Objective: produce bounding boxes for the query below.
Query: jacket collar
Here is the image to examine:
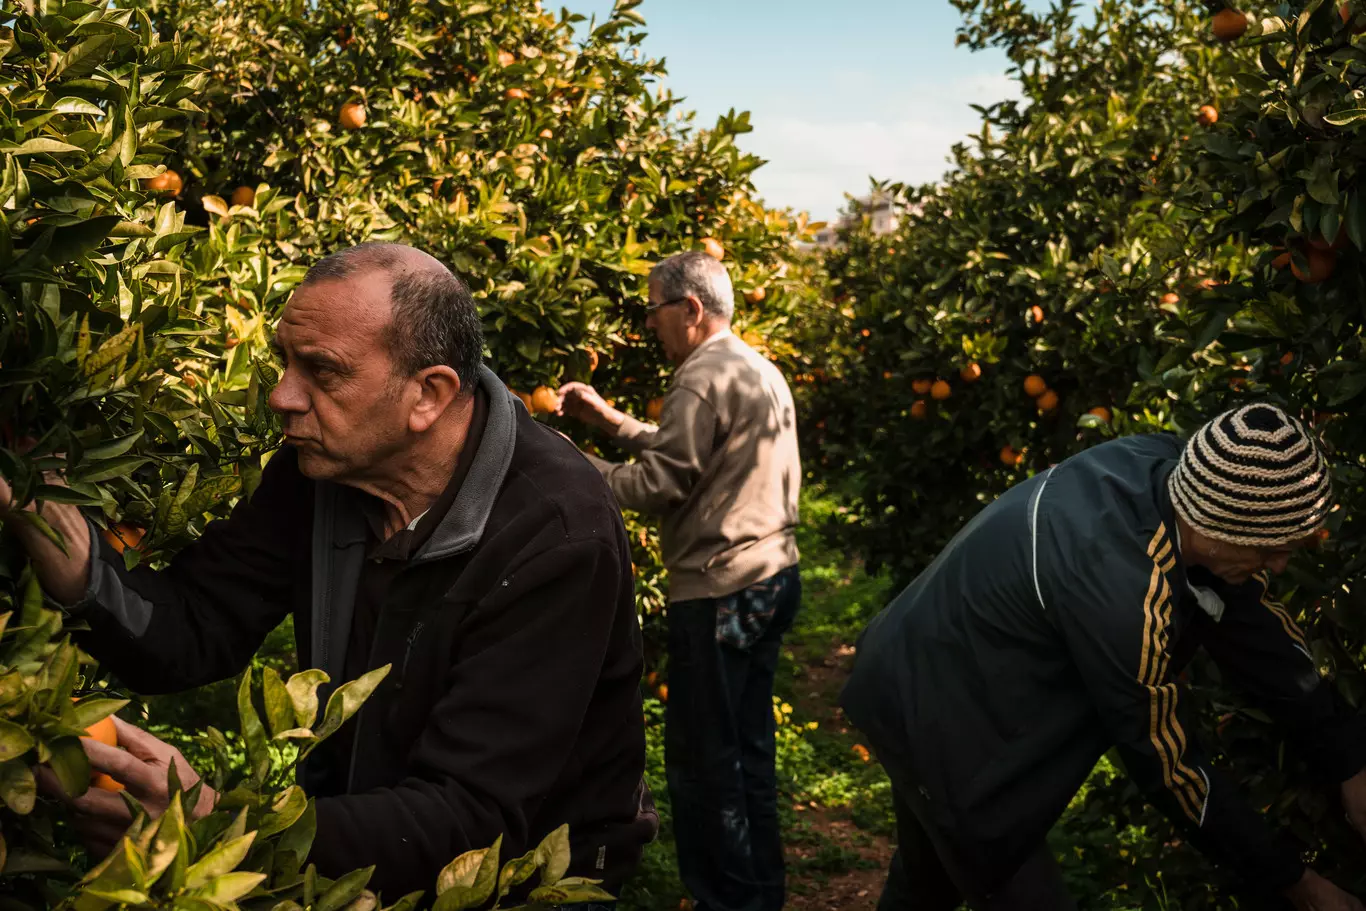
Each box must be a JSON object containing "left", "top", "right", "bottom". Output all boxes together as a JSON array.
[{"left": 414, "top": 364, "right": 516, "bottom": 562}]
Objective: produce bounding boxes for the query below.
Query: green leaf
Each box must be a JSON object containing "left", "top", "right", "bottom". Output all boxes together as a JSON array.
[
  {"left": 1306, "top": 154, "right": 1340, "bottom": 205},
  {"left": 52, "top": 96, "right": 105, "bottom": 116},
  {"left": 1324, "top": 108, "right": 1366, "bottom": 126},
  {"left": 11, "top": 138, "right": 84, "bottom": 156},
  {"left": 70, "top": 697, "right": 129, "bottom": 731},
  {"left": 527, "top": 878, "right": 615, "bottom": 904},
  {"left": 185, "top": 832, "right": 256, "bottom": 888},
  {"left": 314, "top": 665, "right": 390, "bottom": 740},
  {"left": 45, "top": 215, "right": 120, "bottom": 265},
  {"left": 262, "top": 667, "right": 295, "bottom": 737},
  {"left": 45, "top": 736, "right": 88, "bottom": 797},
  {"left": 315, "top": 867, "right": 374, "bottom": 911},
  {"left": 145, "top": 793, "right": 185, "bottom": 885},
  {"left": 534, "top": 824, "right": 571, "bottom": 885},
  {"left": 256, "top": 785, "right": 307, "bottom": 838},
  {"left": 236, "top": 670, "right": 270, "bottom": 783},
  {"left": 194, "top": 871, "right": 266, "bottom": 902},
  {"left": 82, "top": 430, "right": 143, "bottom": 461},
  {"left": 436, "top": 836, "right": 499, "bottom": 907},
  {"left": 0, "top": 759, "right": 37, "bottom": 814},
  {"left": 69, "top": 456, "right": 150, "bottom": 484},
  {"left": 497, "top": 849, "right": 539, "bottom": 897},
  {"left": 284, "top": 668, "right": 329, "bottom": 730}
]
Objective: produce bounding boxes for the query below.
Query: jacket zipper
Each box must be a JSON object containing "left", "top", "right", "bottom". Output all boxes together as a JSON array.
[
  {"left": 344, "top": 601, "right": 386, "bottom": 794},
  {"left": 394, "top": 621, "right": 425, "bottom": 692}
]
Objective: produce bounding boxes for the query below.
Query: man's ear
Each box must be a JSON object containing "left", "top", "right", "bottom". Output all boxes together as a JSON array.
[
  {"left": 408, "top": 365, "right": 462, "bottom": 433},
  {"left": 685, "top": 295, "right": 706, "bottom": 326}
]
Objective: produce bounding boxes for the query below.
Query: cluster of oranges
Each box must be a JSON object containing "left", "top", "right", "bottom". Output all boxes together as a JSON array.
[{"left": 907, "top": 363, "right": 981, "bottom": 419}]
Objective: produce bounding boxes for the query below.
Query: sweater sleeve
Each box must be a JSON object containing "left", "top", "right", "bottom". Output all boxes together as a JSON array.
[
  {"left": 1196, "top": 572, "right": 1366, "bottom": 785},
  {"left": 309, "top": 536, "right": 634, "bottom": 899},
  {"left": 70, "top": 449, "right": 304, "bottom": 693},
  {"left": 590, "top": 387, "right": 717, "bottom": 516},
  {"left": 1050, "top": 525, "right": 1305, "bottom": 892}
]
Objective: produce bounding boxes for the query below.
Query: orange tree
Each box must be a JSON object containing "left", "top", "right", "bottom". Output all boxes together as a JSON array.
[
  {"left": 800, "top": 0, "right": 1366, "bottom": 904},
  {"left": 128, "top": 0, "right": 815, "bottom": 648}
]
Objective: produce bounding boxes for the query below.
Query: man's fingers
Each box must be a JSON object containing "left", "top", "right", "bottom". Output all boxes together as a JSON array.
[
  {"left": 83, "top": 738, "right": 155, "bottom": 792},
  {"left": 34, "top": 765, "right": 76, "bottom": 803},
  {"left": 110, "top": 716, "right": 170, "bottom": 763}
]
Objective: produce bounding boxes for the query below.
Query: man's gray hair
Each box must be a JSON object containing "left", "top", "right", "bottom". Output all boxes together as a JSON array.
[
  {"left": 302, "top": 243, "right": 484, "bottom": 396},
  {"left": 649, "top": 251, "right": 734, "bottom": 321}
]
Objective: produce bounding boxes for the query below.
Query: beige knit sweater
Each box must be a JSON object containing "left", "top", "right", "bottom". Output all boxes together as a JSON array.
[{"left": 586, "top": 331, "right": 801, "bottom": 602}]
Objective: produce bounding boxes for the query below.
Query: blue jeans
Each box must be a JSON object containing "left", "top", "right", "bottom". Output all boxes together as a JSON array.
[{"left": 666, "top": 565, "right": 801, "bottom": 911}]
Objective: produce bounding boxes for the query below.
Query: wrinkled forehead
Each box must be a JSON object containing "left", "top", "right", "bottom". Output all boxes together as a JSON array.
[{"left": 278, "top": 272, "right": 393, "bottom": 347}]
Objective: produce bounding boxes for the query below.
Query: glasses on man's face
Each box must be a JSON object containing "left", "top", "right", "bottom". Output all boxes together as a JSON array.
[{"left": 644, "top": 296, "right": 689, "bottom": 315}]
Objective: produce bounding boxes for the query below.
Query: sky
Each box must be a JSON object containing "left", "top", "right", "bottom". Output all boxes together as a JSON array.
[{"left": 562, "top": 1, "right": 1034, "bottom": 222}]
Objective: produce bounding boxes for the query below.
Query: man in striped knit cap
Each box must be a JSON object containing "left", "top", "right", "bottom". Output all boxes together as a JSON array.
[{"left": 842, "top": 403, "right": 1366, "bottom": 910}]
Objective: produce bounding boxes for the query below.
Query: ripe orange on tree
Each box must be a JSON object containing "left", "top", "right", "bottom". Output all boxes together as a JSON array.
[
  {"left": 910, "top": 400, "right": 929, "bottom": 420},
  {"left": 1028, "top": 304, "right": 1045, "bottom": 324},
  {"left": 101, "top": 523, "right": 146, "bottom": 555},
  {"left": 585, "top": 348, "right": 599, "bottom": 372},
  {"left": 230, "top": 185, "right": 255, "bottom": 207},
  {"left": 745, "top": 286, "right": 767, "bottom": 304},
  {"left": 338, "top": 101, "right": 366, "bottom": 129},
  {"left": 911, "top": 378, "right": 933, "bottom": 396},
  {"left": 1000, "top": 445, "right": 1024, "bottom": 468},
  {"left": 497, "top": 49, "right": 516, "bottom": 67},
  {"left": 505, "top": 87, "right": 528, "bottom": 100},
  {"left": 530, "top": 386, "right": 559, "bottom": 414},
  {"left": 510, "top": 389, "right": 533, "bottom": 411},
  {"left": 930, "top": 380, "right": 952, "bottom": 401},
  {"left": 960, "top": 363, "right": 982, "bottom": 383},
  {"left": 1037, "top": 389, "right": 1060, "bottom": 413},
  {"left": 646, "top": 397, "right": 664, "bottom": 422},
  {"left": 539, "top": 128, "right": 553, "bottom": 139},
  {"left": 142, "top": 169, "right": 182, "bottom": 196},
  {"left": 1160, "top": 291, "right": 1181, "bottom": 306},
  {"left": 1292, "top": 247, "right": 1337, "bottom": 284},
  {"left": 656, "top": 684, "right": 668, "bottom": 703},
  {"left": 1211, "top": 8, "right": 1248, "bottom": 42},
  {"left": 1198, "top": 104, "right": 1219, "bottom": 126},
  {"left": 1023, "top": 375, "right": 1048, "bottom": 398},
  {"left": 700, "top": 236, "right": 725, "bottom": 261},
  {"left": 1088, "top": 406, "right": 1112, "bottom": 423}
]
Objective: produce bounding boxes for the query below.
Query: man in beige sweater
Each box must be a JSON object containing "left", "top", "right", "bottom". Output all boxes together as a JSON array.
[{"left": 558, "top": 250, "right": 801, "bottom": 911}]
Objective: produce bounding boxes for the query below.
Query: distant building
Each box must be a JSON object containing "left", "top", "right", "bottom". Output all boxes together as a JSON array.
[{"left": 804, "top": 190, "right": 905, "bottom": 250}]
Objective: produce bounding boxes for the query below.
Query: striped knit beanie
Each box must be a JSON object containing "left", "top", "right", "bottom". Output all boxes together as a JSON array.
[{"left": 1168, "top": 403, "right": 1333, "bottom": 547}]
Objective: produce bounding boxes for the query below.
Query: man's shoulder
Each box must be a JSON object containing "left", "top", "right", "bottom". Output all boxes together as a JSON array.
[
  {"left": 675, "top": 333, "right": 792, "bottom": 402},
  {"left": 491, "top": 410, "right": 625, "bottom": 546}
]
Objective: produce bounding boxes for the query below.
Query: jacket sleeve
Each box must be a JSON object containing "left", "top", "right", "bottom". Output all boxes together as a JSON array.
[
  {"left": 587, "top": 387, "right": 717, "bottom": 515},
  {"left": 1050, "top": 525, "right": 1306, "bottom": 892},
  {"left": 70, "top": 449, "right": 304, "bottom": 693},
  {"left": 1196, "top": 572, "right": 1366, "bottom": 786},
  {"left": 309, "top": 536, "right": 634, "bottom": 898}
]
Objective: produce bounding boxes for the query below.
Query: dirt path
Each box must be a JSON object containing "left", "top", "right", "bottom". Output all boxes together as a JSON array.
[{"left": 783, "top": 641, "right": 894, "bottom": 910}]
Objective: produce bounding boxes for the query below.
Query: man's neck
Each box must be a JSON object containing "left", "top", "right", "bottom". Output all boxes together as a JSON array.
[
  {"left": 676, "top": 321, "right": 731, "bottom": 366},
  {"left": 353, "top": 396, "right": 476, "bottom": 538}
]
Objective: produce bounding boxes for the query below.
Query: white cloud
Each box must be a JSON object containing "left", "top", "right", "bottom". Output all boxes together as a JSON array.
[{"left": 742, "top": 71, "right": 1020, "bottom": 221}]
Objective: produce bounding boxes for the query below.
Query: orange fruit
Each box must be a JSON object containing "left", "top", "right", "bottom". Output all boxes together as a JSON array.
[
  {"left": 700, "top": 237, "right": 725, "bottom": 261},
  {"left": 882, "top": 370, "right": 894, "bottom": 381},
  {"left": 77, "top": 709, "right": 125, "bottom": 793},
  {"left": 505, "top": 87, "right": 529, "bottom": 100},
  {"left": 1271, "top": 251, "right": 1292, "bottom": 270},
  {"left": 497, "top": 50, "right": 516, "bottom": 67},
  {"left": 656, "top": 684, "right": 668, "bottom": 703},
  {"left": 539, "top": 128, "right": 554, "bottom": 139},
  {"left": 230, "top": 185, "right": 255, "bottom": 208},
  {"left": 851, "top": 744, "right": 871, "bottom": 762},
  {"left": 1342, "top": 2, "right": 1366, "bottom": 30},
  {"left": 1000, "top": 445, "right": 1023, "bottom": 468},
  {"left": 585, "top": 348, "right": 599, "bottom": 372},
  {"left": 1318, "top": 527, "right": 1332, "bottom": 543},
  {"left": 1088, "top": 406, "right": 1112, "bottom": 423},
  {"left": 1211, "top": 8, "right": 1248, "bottom": 42},
  {"left": 142, "top": 169, "right": 183, "bottom": 197},
  {"left": 646, "top": 397, "right": 664, "bottom": 422},
  {"left": 1029, "top": 305, "right": 1045, "bottom": 324},
  {"left": 1023, "top": 375, "right": 1048, "bottom": 398},
  {"left": 930, "top": 380, "right": 952, "bottom": 401},
  {"left": 339, "top": 102, "right": 367, "bottom": 130},
  {"left": 1197, "top": 104, "right": 1219, "bottom": 126},
  {"left": 101, "top": 523, "right": 145, "bottom": 555},
  {"left": 910, "top": 400, "right": 929, "bottom": 420},
  {"left": 530, "top": 386, "right": 559, "bottom": 414},
  {"left": 745, "top": 287, "right": 767, "bottom": 304},
  {"left": 1280, "top": 351, "right": 1294, "bottom": 366},
  {"left": 1160, "top": 292, "right": 1181, "bottom": 306},
  {"left": 1036, "top": 389, "right": 1060, "bottom": 413},
  {"left": 959, "top": 363, "right": 982, "bottom": 383},
  {"left": 1291, "top": 247, "right": 1337, "bottom": 284},
  {"left": 511, "top": 389, "right": 533, "bottom": 411},
  {"left": 911, "top": 378, "right": 933, "bottom": 396}
]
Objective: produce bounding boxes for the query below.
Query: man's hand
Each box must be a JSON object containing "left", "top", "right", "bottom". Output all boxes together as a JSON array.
[
  {"left": 1342, "top": 768, "right": 1366, "bottom": 844},
  {"left": 1284, "top": 869, "right": 1365, "bottom": 911},
  {"left": 0, "top": 460, "right": 92, "bottom": 605},
  {"left": 37, "top": 717, "right": 217, "bottom": 858},
  {"left": 557, "top": 382, "right": 625, "bottom": 433}
]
